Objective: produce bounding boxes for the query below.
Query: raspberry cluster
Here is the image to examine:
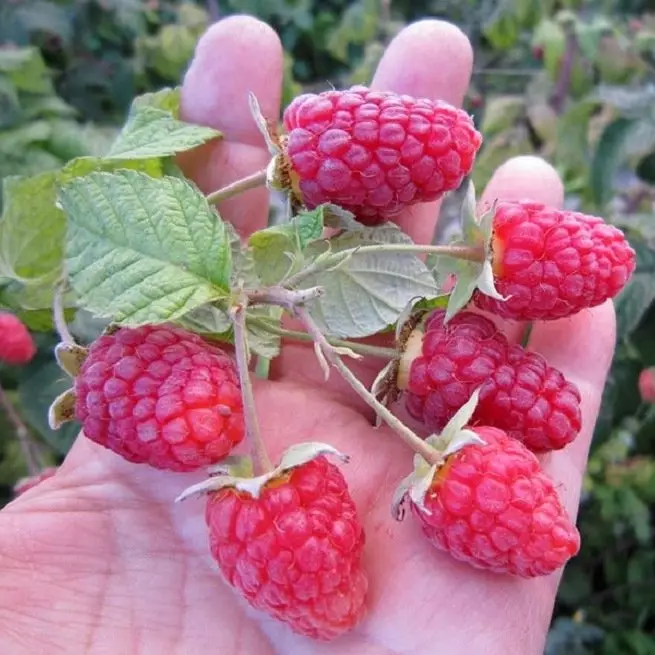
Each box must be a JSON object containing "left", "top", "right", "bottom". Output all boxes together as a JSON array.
[{"left": 42, "top": 83, "right": 637, "bottom": 644}]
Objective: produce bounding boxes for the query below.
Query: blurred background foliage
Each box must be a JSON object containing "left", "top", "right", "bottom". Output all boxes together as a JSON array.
[{"left": 1, "top": 0, "right": 655, "bottom": 652}]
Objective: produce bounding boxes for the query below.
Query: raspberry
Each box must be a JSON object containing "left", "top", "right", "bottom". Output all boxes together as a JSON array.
[
  {"left": 408, "top": 426, "right": 580, "bottom": 578},
  {"left": 398, "top": 309, "right": 581, "bottom": 452},
  {"left": 0, "top": 312, "right": 36, "bottom": 365},
  {"left": 473, "top": 201, "right": 636, "bottom": 321},
  {"left": 13, "top": 467, "right": 58, "bottom": 496},
  {"left": 205, "top": 456, "right": 367, "bottom": 640},
  {"left": 75, "top": 325, "right": 244, "bottom": 471},
  {"left": 282, "top": 86, "right": 482, "bottom": 225},
  {"left": 638, "top": 367, "right": 655, "bottom": 404}
]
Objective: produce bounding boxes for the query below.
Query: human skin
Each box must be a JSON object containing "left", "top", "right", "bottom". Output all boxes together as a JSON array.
[{"left": 0, "top": 16, "right": 616, "bottom": 655}]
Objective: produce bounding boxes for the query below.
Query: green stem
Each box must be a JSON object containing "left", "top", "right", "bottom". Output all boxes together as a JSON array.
[
  {"left": 206, "top": 169, "right": 268, "bottom": 205},
  {"left": 230, "top": 300, "right": 273, "bottom": 475},
  {"left": 285, "top": 243, "right": 484, "bottom": 288},
  {"left": 246, "top": 316, "right": 397, "bottom": 360},
  {"left": 294, "top": 306, "right": 439, "bottom": 465},
  {"left": 53, "top": 279, "right": 75, "bottom": 344}
]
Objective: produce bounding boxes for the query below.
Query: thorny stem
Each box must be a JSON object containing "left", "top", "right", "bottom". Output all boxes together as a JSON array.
[
  {"left": 246, "top": 315, "right": 398, "bottom": 360},
  {"left": 284, "top": 243, "right": 484, "bottom": 289},
  {"left": 0, "top": 383, "right": 42, "bottom": 476},
  {"left": 230, "top": 299, "right": 273, "bottom": 475},
  {"left": 53, "top": 280, "right": 75, "bottom": 344},
  {"left": 206, "top": 169, "right": 268, "bottom": 205},
  {"left": 294, "top": 306, "right": 439, "bottom": 465}
]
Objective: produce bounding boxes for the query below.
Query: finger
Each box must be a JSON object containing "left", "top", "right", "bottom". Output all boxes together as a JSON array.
[
  {"left": 526, "top": 300, "right": 617, "bottom": 518},
  {"left": 370, "top": 20, "right": 474, "bottom": 245},
  {"left": 476, "top": 156, "right": 565, "bottom": 344},
  {"left": 177, "top": 16, "right": 283, "bottom": 237}
]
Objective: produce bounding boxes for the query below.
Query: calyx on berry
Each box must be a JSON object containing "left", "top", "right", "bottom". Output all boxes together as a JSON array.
[
  {"left": 176, "top": 441, "right": 350, "bottom": 502},
  {"left": 433, "top": 182, "right": 505, "bottom": 321},
  {"left": 391, "top": 388, "right": 486, "bottom": 519}
]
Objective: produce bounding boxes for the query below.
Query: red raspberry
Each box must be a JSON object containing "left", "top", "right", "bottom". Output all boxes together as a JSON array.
[
  {"left": 473, "top": 201, "right": 636, "bottom": 321},
  {"left": 75, "top": 325, "right": 244, "bottom": 471},
  {"left": 13, "top": 467, "right": 58, "bottom": 496},
  {"left": 639, "top": 367, "right": 655, "bottom": 404},
  {"left": 282, "top": 86, "right": 482, "bottom": 225},
  {"left": 0, "top": 312, "right": 36, "bottom": 365},
  {"left": 408, "top": 426, "right": 580, "bottom": 577},
  {"left": 205, "top": 456, "right": 367, "bottom": 640},
  {"left": 398, "top": 309, "right": 581, "bottom": 452}
]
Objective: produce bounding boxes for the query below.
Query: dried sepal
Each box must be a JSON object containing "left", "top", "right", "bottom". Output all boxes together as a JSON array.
[
  {"left": 54, "top": 342, "right": 89, "bottom": 378},
  {"left": 48, "top": 388, "right": 77, "bottom": 429}
]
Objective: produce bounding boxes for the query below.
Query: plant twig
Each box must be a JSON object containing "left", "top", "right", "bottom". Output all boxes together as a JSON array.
[
  {"left": 550, "top": 29, "right": 578, "bottom": 114},
  {"left": 246, "top": 316, "right": 398, "bottom": 360},
  {"left": 229, "top": 299, "right": 272, "bottom": 475},
  {"left": 206, "top": 169, "right": 268, "bottom": 205},
  {"left": 294, "top": 306, "right": 438, "bottom": 464},
  {"left": 247, "top": 285, "right": 324, "bottom": 310},
  {"left": 284, "top": 243, "right": 484, "bottom": 289},
  {"left": 0, "top": 383, "right": 41, "bottom": 476},
  {"left": 53, "top": 280, "right": 75, "bottom": 344}
]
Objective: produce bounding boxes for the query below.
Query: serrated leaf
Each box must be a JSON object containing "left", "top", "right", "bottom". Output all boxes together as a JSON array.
[
  {"left": 246, "top": 306, "right": 283, "bottom": 359},
  {"left": 59, "top": 170, "right": 231, "bottom": 324},
  {"left": 107, "top": 104, "right": 221, "bottom": 160},
  {"left": 300, "top": 232, "right": 439, "bottom": 338},
  {"left": 590, "top": 118, "right": 637, "bottom": 207},
  {"left": 0, "top": 158, "right": 164, "bottom": 311},
  {"left": 614, "top": 238, "right": 655, "bottom": 339},
  {"left": 133, "top": 87, "right": 181, "bottom": 117},
  {"left": 180, "top": 304, "right": 231, "bottom": 335},
  {"left": 249, "top": 207, "right": 324, "bottom": 285}
]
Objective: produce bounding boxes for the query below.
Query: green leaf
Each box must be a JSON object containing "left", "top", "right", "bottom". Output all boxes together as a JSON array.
[
  {"left": 3, "top": 47, "right": 53, "bottom": 95},
  {"left": 590, "top": 118, "right": 637, "bottom": 208},
  {"left": 614, "top": 238, "right": 655, "bottom": 339},
  {"left": 180, "top": 304, "right": 231, "bottom": 335},
  {"left": 59, "top": 170, "right": 232, "bottom": 324},
  {"left": 0, "top": 171, "right": 65, "bottom": 305},
  {"left": 133, "top": 87, "right": 181, "bottom": 118},
  {"left": 17, "top": 359, "right": 79, "bottom": 456},
  {"left": 248, "top": 206, "right": 324, "bottom": 285},
  {"left": 300, "top": 227, "right": 439, "bottom": 338},
  {"left": 107, "top": 101, "right": 221, "bottom": 160}
]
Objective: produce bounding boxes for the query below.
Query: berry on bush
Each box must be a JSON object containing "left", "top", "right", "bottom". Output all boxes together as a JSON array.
[
  {"left": 638, "top": 367, "right": 655, "bottom": 404},
  {"left": 0, "top": 312, "right": 36, "bottom": 365},
  {"left": 280, "top": 86, "right": 482, "bottom": 225},
  {"left": 396, "top": 309, "right": 582, "bottom": 453}
]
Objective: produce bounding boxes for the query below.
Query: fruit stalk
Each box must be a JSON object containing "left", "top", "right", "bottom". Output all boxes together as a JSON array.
[
  {"left": 206, "top": 169, "right": 268, "bottom": 205},
  {"left": 245, "top": 316, "right": 398, "bottom": 360},
  {"left": 230, "top": 298, "right": 273, "bottom": 474},
  {"left": 53, "top": 279, "right": 75, "bottom": 344},
  {"left": 294, "top": 306, "right": 438, "bottom": 464},
  {"left": 284, "top": 243, "right": 484, "bottom": 288}
]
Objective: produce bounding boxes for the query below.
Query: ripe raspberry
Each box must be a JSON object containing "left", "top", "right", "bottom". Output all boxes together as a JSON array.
[
  {"left": 13, "top": 467, "right": 58, "bottom": 496},
  {"left": 407, "top": 426, "right": 580, "bottom": 578},
  {"left": 205, "top": 456, "right": 367, "bottom": 640},
  {"left": 638, "top": 367, "right": 655, "bottom": 404},
  {"left": 0, "top": 312, "right": 36, "bottom": 365},
  {"left": 473, "top": 201, "right": 636, "bottom": 321},
  {"left": 282, "top": 86, "right": 482, "bottom": 225},
  {"left": 398, "top": 309, "right": 581, "bottom": 452},
  {"left": 75, "top": 325, "right": 244, "bottom": 471}
]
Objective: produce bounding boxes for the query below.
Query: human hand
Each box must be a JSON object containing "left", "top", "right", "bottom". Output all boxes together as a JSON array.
[{"left": 0, "top": 16, "right": 616, "bottom": 655}]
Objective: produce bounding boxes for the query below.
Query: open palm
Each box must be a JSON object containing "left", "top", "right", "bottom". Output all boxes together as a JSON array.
[{"left": 0, "top": 16, "right": 617, "bottom": 655}]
